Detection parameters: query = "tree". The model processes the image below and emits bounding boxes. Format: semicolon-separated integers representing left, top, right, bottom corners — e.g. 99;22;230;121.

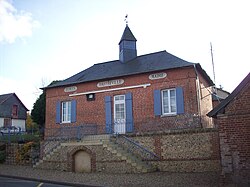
31;91;45;131
26;112;39;134
31;81;61;132
26;112;33;129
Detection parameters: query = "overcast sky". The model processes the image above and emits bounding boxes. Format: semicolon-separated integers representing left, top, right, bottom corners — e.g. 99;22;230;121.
0;0;249;110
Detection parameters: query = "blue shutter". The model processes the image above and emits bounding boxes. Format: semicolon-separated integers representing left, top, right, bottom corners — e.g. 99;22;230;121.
71;100;77;123
56;101;61;124
176;87;184;114
125;92;134;133
154;90;161;116
105;96;112;134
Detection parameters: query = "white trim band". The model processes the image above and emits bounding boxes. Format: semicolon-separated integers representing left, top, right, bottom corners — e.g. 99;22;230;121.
69;83;151;97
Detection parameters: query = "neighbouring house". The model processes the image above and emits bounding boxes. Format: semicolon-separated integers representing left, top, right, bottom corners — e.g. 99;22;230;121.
207;73;250;185
212;87;230;108
43;25;215;138
0;93;28;131
211;87;230;127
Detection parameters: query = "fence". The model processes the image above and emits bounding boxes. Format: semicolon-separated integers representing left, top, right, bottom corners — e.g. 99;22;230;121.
44;124;98;141
0;128;26;144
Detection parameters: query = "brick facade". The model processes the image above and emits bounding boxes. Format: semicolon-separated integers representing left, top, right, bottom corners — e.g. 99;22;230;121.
208;73;250;185
218;80;250;184
45;67;213;136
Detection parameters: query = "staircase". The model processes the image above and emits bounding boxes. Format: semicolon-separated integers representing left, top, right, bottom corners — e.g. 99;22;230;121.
102;138;157;173
33;134;158;173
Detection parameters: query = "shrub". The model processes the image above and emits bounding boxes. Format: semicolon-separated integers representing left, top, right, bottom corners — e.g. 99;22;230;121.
16;141;40;164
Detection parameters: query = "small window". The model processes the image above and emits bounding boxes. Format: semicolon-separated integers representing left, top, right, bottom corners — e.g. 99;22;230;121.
12;105;18;118
86;93;95;101
161;89;176;115
62;101;71;123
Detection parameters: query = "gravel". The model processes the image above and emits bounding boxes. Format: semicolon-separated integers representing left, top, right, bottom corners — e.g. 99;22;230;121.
0;164;220;187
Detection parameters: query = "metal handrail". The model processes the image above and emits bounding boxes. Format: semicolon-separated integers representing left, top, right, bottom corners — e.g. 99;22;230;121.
44;124;98;140
107;125;160;160
41;124;97;158
121;135;160;160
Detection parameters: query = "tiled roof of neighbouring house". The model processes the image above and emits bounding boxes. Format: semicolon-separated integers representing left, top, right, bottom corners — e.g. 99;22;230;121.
46;50;213;89
0;93;13;104
0;93;29;115
208;72;250;118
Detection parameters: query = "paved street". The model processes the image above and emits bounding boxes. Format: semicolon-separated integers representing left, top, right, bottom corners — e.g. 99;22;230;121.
0;164;221;187
0;176;78;187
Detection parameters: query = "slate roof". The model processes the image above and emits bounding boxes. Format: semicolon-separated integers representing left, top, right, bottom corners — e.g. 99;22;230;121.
0;93;12;104
46;50;213;89
119;25;137;44
0;93;29;111
207;72;250;118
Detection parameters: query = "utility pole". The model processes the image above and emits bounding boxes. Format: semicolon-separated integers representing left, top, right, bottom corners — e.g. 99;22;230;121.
210;42;216;85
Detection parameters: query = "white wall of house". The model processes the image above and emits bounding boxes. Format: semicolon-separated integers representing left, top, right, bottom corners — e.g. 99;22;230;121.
0;118;4;128
12;119;26;131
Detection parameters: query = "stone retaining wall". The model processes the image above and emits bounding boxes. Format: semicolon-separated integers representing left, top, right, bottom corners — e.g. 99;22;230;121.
129;128;220;172
8;128;221;173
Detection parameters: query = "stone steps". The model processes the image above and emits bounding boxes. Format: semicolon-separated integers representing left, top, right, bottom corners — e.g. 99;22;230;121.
102;139;156;173
34;134;156;173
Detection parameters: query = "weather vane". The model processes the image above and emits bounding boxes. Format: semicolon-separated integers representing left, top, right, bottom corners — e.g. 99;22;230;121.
124;14;128;25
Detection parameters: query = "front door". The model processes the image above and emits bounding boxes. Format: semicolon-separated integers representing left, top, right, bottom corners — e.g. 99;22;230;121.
114;95;126;134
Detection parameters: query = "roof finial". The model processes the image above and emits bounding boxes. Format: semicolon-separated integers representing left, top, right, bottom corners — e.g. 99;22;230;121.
124;14;128;26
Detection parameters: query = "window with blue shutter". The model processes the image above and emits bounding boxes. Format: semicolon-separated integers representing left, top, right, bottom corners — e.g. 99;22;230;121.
71;100;77;123
105;96;112;134
154;87;184;116
154;90;161;116
56;101;61;123
125;92;133;133
176;87;184;114
56;100;77;124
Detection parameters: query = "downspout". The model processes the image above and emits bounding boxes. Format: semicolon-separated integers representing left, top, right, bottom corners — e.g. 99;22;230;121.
193;64;202;128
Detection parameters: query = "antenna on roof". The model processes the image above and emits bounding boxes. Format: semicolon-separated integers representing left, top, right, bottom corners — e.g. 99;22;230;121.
210;42;216;86
124;14;128;25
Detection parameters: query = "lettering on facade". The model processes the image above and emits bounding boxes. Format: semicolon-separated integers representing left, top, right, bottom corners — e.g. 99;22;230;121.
97;79;124;88
64;86;77;93
149;72;167;80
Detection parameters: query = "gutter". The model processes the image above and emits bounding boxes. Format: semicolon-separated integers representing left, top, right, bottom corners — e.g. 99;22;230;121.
193;64;202;127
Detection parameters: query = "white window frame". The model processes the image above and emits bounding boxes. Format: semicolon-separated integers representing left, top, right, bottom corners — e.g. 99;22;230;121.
61;101;71;123
114;95;126;120
161;88;177;115
114;95;126;134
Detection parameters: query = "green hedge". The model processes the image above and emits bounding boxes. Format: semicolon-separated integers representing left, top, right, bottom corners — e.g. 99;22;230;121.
0;134;40;143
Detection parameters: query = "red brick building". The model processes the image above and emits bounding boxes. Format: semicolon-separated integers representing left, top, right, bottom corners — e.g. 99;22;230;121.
208;73;250;185
44;25;214;137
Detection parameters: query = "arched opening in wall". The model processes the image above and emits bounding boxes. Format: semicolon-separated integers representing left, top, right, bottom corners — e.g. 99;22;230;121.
73;150;91;173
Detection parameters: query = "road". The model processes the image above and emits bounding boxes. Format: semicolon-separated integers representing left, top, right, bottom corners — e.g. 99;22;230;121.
0;176;74;187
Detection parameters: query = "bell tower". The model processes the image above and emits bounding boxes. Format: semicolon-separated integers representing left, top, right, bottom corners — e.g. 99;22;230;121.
119;25;137;63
